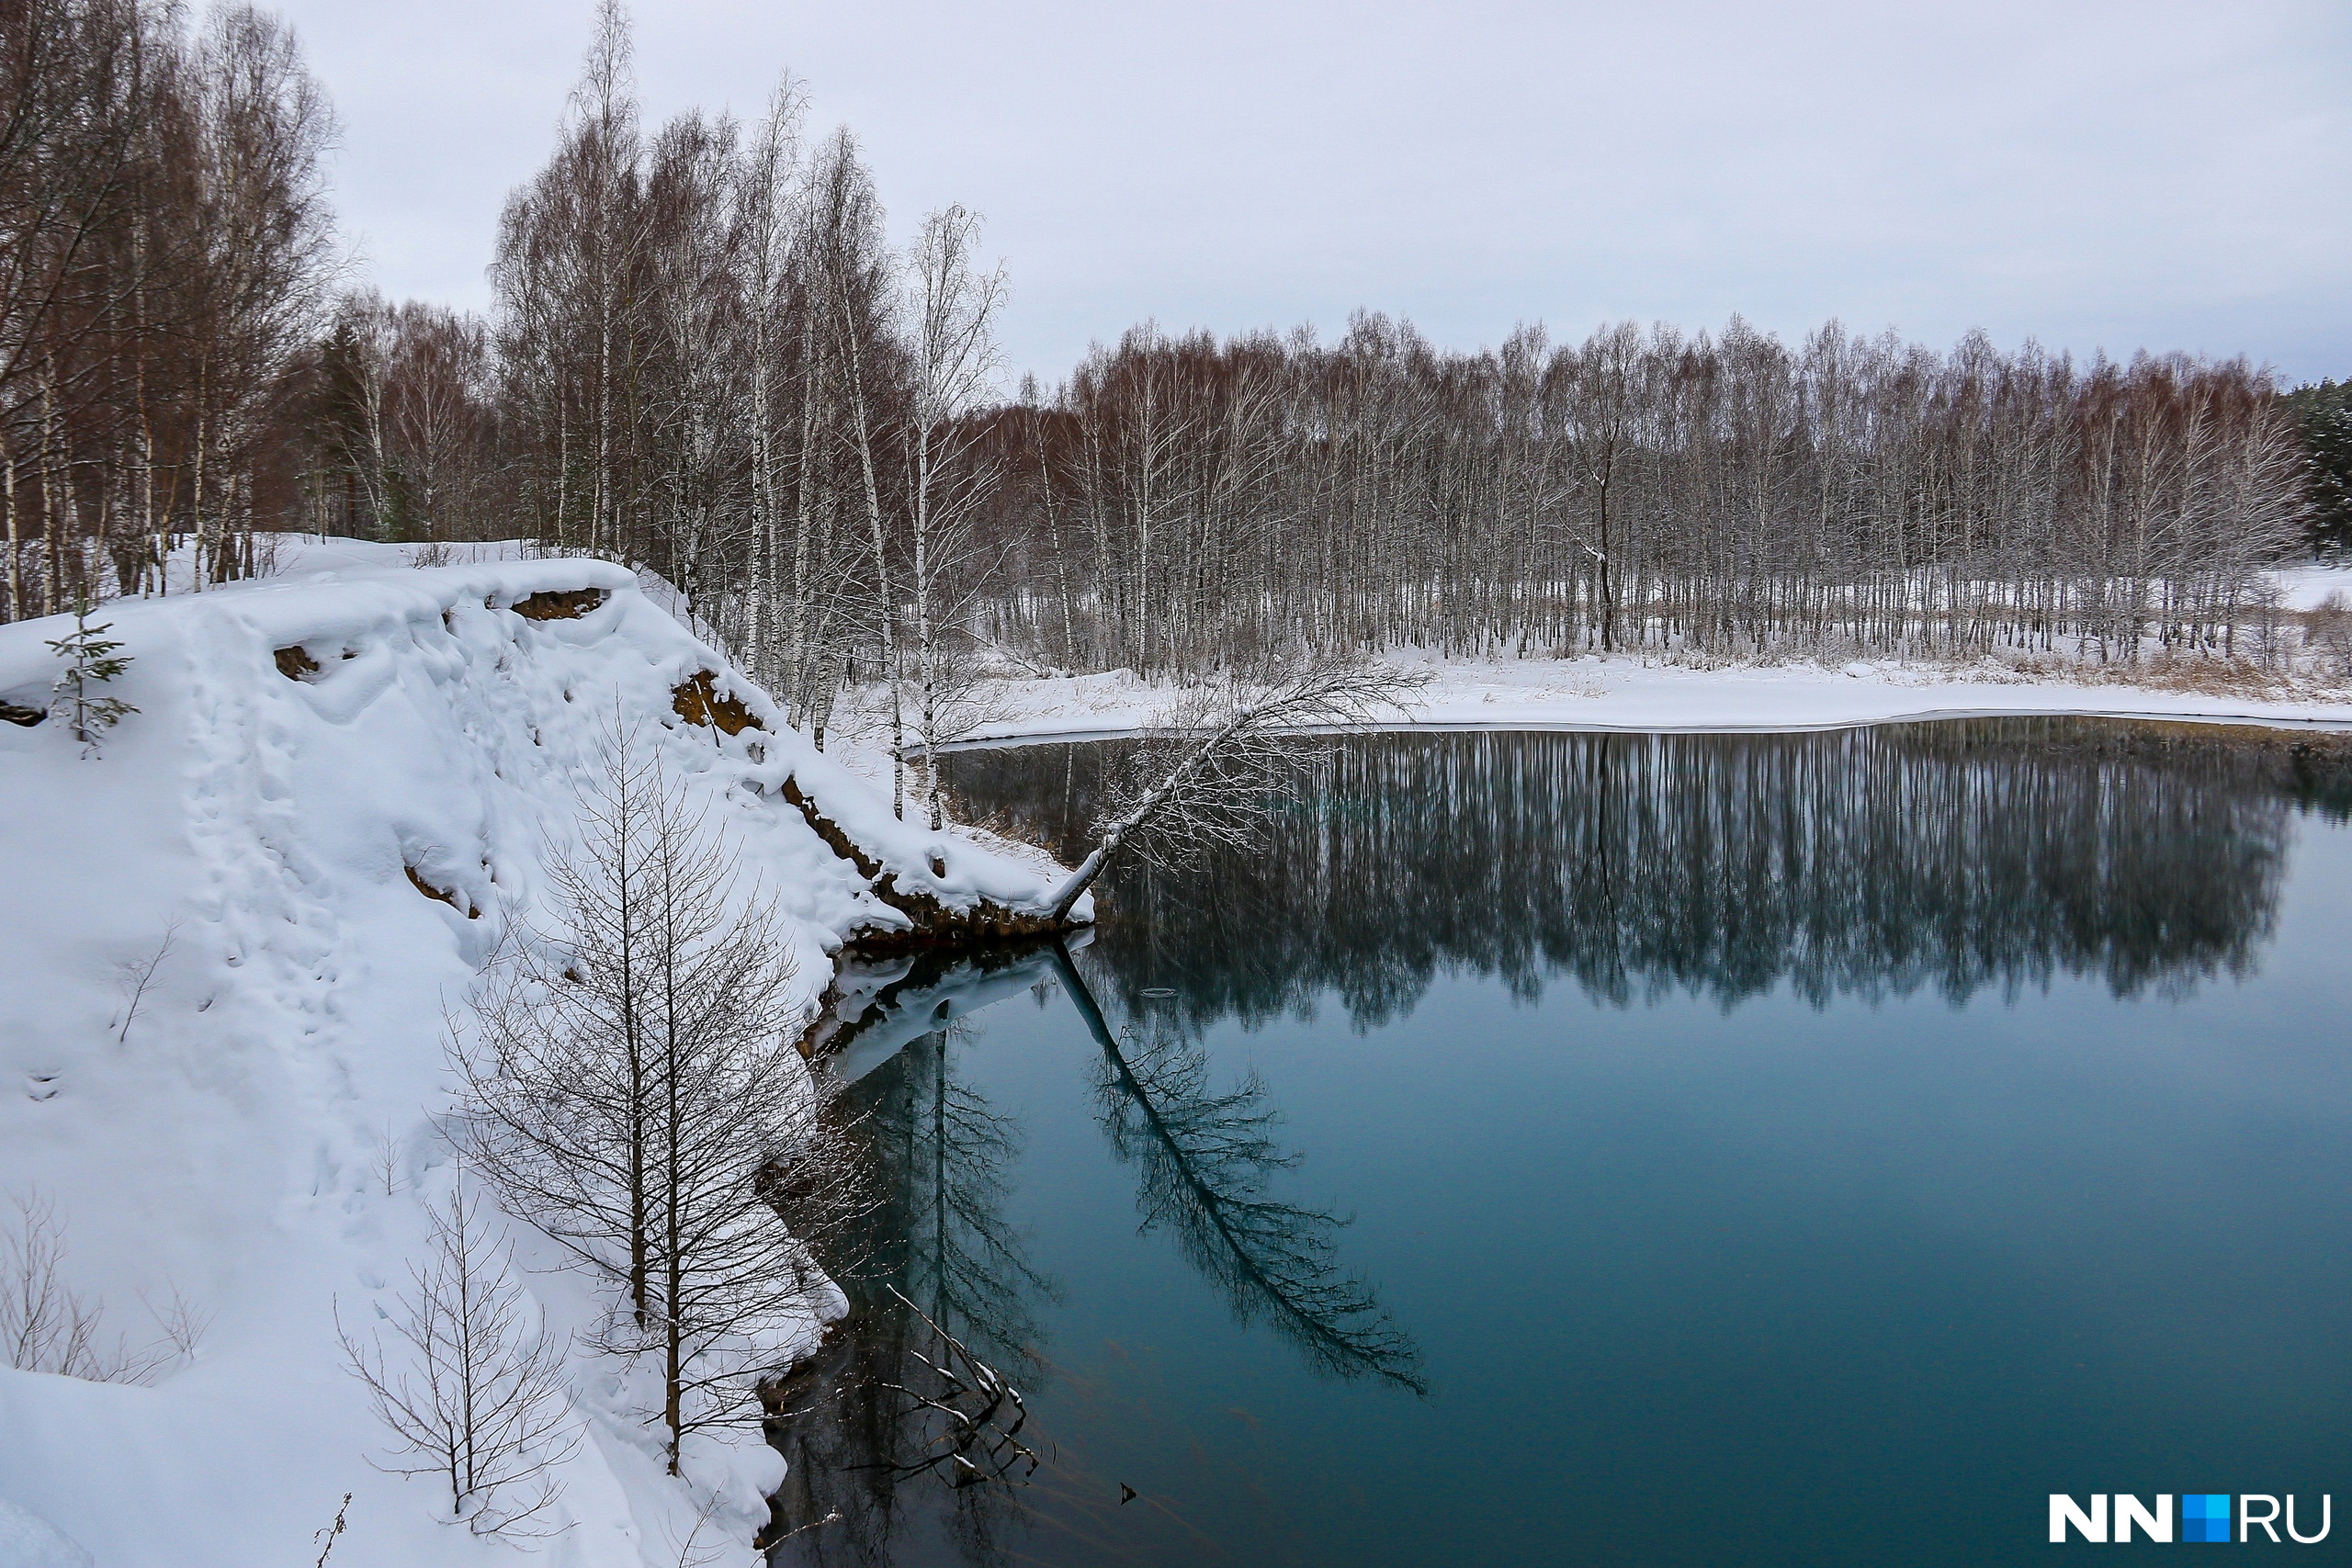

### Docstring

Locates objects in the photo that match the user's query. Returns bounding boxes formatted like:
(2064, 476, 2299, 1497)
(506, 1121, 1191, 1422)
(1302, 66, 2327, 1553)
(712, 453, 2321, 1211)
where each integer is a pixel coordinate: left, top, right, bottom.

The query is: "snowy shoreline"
(928, 657, 2352, 753)
(944, 706, 2352, 750)
(3, 536, 2340, 1564)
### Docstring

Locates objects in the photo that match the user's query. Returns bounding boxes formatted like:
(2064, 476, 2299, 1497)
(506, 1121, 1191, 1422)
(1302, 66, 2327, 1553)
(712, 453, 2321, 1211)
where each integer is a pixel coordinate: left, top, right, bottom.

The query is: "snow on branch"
(1046, 651, 1427, 922)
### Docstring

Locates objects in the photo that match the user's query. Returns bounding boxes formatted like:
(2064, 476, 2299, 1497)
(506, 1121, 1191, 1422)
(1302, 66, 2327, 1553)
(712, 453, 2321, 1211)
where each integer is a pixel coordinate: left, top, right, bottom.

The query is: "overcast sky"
(270, 0, 2350, 387)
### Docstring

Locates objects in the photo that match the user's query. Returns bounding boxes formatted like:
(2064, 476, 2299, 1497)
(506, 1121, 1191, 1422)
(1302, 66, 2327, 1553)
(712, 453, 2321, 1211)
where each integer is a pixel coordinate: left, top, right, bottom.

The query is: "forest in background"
(7, 0, 2350, 725)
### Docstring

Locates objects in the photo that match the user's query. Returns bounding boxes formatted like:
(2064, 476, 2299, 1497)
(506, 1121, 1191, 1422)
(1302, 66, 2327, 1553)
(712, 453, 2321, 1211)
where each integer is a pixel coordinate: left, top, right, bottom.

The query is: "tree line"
(976, 319, 2316, 677)
(2285, 378, 2352, 556)
(408, 4, 2347, 723)
(6, 0, 2338, 709)
(1, 0, 335, 618)
(480, 2, 1007, 824)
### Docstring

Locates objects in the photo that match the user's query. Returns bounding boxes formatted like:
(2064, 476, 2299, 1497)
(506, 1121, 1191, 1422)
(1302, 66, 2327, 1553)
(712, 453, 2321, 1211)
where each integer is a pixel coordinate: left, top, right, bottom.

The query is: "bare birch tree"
(808, 129, 907, 816)
(904, 204, 1005, 831)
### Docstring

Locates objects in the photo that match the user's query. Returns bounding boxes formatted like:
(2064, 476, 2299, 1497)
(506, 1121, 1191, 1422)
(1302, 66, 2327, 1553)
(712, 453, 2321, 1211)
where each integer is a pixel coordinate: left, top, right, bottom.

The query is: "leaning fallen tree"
(1045, 653, 1427, 922)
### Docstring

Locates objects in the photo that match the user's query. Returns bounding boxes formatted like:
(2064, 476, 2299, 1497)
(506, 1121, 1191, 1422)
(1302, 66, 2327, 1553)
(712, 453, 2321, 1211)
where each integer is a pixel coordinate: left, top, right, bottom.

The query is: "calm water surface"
(769, 722, 2352, 1566)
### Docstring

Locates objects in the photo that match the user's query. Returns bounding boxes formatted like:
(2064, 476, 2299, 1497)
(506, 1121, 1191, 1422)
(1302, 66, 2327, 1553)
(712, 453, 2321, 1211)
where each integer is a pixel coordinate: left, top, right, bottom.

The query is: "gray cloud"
(275, 0, 2352, 384)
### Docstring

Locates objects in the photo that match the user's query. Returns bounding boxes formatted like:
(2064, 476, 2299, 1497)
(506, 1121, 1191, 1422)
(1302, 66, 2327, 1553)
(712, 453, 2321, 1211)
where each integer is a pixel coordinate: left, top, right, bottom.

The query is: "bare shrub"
(368, 1124, 405, 1198)
(2312, 592, 2352, 680)
(1, 1188, 201, 1383)
(112, 919, 180, 1044)
(141, 1280, 214, 1361)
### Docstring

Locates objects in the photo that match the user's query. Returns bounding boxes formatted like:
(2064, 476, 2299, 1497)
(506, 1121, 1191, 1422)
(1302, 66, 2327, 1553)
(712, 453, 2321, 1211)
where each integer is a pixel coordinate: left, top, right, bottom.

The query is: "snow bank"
(941, 650, 2352, 750)
(0, 556, 1073, 1567)
(0, 1498, 93, 1568)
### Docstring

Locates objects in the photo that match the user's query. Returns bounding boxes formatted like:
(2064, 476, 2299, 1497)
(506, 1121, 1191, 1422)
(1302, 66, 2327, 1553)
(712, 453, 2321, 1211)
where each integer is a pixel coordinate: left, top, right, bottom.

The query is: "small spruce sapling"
(46, 597, 137, 756)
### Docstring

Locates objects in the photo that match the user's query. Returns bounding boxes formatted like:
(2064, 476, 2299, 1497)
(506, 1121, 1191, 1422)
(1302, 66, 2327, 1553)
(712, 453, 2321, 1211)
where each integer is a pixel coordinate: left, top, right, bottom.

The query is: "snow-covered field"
(0, 547, 1066, 1567)
(2270, 561, 2352, 612)
(931, 568, 2352, 749)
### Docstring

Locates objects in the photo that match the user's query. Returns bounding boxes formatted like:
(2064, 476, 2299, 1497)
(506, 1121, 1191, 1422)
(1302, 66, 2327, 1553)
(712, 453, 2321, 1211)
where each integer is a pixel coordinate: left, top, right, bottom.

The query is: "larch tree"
(337, 1167, 580, 1538)
(455, 725, 858, 1474)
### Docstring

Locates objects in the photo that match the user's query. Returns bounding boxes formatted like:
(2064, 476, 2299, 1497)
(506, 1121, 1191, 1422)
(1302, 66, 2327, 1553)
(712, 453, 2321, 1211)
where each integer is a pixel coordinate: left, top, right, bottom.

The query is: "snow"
(1, 534, 2340, 1562)
(2268, 562, 2352, 612)
(0, 1498, 93, 1568)
(0, 548, 1072, 1567)
(942, 647, 2352, 750)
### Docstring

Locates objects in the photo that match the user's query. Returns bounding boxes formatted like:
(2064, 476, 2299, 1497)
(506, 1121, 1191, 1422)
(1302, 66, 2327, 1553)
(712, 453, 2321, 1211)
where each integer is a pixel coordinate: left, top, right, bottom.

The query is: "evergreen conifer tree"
(45, 599, 137, 756)
(2286, 379, 2352, 557)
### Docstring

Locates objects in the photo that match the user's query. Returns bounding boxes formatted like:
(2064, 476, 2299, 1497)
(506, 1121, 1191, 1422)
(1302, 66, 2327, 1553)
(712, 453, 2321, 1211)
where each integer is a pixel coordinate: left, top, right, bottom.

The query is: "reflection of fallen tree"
(1051, 942, 1427, 1395)
(801, 939, 1069, 1081)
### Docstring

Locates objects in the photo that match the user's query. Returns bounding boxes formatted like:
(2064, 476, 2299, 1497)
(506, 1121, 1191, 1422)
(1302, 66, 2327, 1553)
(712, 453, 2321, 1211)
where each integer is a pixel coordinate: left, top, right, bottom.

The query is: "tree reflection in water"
(765, 949, 1426, 1562)
(767, 1018, 1056, 1566)
(767, 720, 2351, 1562)
(1053, 944, 1426, 1394)
(941, 719, 2345, 1032)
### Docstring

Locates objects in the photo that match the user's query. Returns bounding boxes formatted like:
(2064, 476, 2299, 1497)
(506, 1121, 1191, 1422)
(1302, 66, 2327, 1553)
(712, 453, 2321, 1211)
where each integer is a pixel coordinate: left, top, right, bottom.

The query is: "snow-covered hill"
(0, 556, 1076, 1567)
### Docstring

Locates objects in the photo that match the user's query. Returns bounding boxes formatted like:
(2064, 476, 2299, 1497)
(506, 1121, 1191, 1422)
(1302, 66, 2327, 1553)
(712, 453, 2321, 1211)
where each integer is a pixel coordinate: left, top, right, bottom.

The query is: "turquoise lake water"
(767, 723, 2352, 1565)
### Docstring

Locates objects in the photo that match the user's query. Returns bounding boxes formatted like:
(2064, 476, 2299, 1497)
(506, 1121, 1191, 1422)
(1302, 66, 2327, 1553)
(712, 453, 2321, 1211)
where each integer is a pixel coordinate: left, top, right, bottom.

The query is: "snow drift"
(0, 556, 1080, 1566)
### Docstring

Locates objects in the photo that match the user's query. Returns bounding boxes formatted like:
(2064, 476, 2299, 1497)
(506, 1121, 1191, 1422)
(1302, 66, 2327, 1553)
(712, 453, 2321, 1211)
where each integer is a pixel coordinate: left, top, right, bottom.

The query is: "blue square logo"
(2183, 1494, 2232, 1543)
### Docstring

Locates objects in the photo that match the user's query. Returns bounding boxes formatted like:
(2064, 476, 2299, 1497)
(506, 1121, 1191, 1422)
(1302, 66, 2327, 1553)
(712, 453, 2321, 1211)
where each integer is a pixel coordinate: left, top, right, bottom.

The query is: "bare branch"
(113, 918, 179, 1044)
(1046, 651, 1427, 920)
(335, 1168, 580, 1538)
